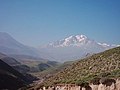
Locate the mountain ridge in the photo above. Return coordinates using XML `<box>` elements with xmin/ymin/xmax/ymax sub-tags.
<box><xmin>0</xmin><ymin>32</ymin><xmax>40</xmax><ymax>57</ymax></box>
<box><xmin>46</xmin><ymin>34</ymin><xmax>118</xmax><ymax>48</ymax></box>
<box><xmin>39</xmin><ymin>34</ymin><xmax>119</xmax><ymax>62</ymax></box>
<box><xmin>0</xmin><ymin>32</ymin><xmax>119</xmax><ymax>62</ymax></box>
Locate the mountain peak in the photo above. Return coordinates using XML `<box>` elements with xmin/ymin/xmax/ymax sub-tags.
<box><xmin>46</xmin><ymin>34</ymin><xmax>119</xmax><ymax>49</ymax></box>
<box><xmin>0</xmin><ymin>32</ymin><xmax>23</xmax><ymax>48</ymax></box>
<box><xmin>65</xmin><ymin>34</ymin><xmax>87</xmax><ymax>41</ymax></box>
<box><xmin>0</xmin><ymin>32</ymin><xmax>9</xmax><ymax>35</ymax></box>
<box><xmin>47</xmin><ymin>34</ymin><xmax>90</xmax><ymax>47</ymax></box>
<box><xmin>0</xmin><ymin>32</ymin><xmax>39</xmax><ymax>56</ymax></box>
<box><xmin>40</xmin><ymin>34</ymin><xmax>119</xmax><ymax>62</ymax></box>
<box><xmin>75</xmin><ymin>34</ymin><xmax>87</xmax><ymax>39</ymax></box>
<box><xmin>0</xmin><ymin>32</ymin><xmax>11</xmax><ymax>38</ymax></box>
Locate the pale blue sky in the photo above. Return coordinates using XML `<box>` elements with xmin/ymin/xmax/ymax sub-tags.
<box><xmin>0</xmin><ymin>0</ymin><xmax>120</xmax><ymax>47</ymax></box>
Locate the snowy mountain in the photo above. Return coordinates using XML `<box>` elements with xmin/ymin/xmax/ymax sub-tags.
<box><xmin>40</xmin><ymin>35</ymin><xmax>119</xmax><ymax>62</ymax></box>
<box><xmin>46</xmin><ymin>35</ymin><xmax>118</xmax><ymax>49</ymax></box>
<box><xmin>0</xmin><ymin>32</ymin><xmax>118</xmax><ymax>62</ymax></box>
<box><xmin>47</xmin><ymin>35</ymin><xmax>89</xmax><ymax>47</ymax></box>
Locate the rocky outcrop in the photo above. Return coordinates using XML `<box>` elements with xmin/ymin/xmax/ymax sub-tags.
<box><xmin>36</xmin><ymin>78</ymin><xmax>120</xmax><ymax>90</ymax></box>
<box><xmin>90</xmin><ymin>78</ymin><xmax>120</xmax><ymax>90</ymax></box>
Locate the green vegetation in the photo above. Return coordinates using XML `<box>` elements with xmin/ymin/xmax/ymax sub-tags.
<box><xmin>20</xmin><ymin>60</ymin><xmax>60</xmax><ymax>73</ymax></box>
<box><xmin>41</xmin><ymin>46</ymin><xmax>120</xmax><ymax>87</ymax></box>
<box><xmin>30</xmin><ymin>60</ymin><xmax>73</xmax><ymax>78</ymax></box>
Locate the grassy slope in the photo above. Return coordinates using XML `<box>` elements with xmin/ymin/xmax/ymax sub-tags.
<box><xmin>42</xmin><ymin>46</ymin><xmax>120</xmax><ymax>86</ymax></box>
<box><xmin>30</xmin><ymin>61</ymin><xmax>73</xmax><ymax>78</ymax></box>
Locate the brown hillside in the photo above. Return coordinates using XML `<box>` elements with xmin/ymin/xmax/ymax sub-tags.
<box><xmin>41</xmin><ymin>46</ymin><xmax>120</xmax><ymax>87</ymax></box>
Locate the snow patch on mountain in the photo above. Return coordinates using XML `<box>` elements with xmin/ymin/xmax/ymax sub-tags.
<box><xmin>39</xmin><ymin>34</ymin><xmax>119</xmax><ymax>62</ymax></box>
<box><xmin>47</xmin><ymin>35</ymin><xmax>93</xmax><ymax>47</ymax></box>
<box><xmin>46</xmin><ymin>35</ymin><xmax>118</xmax><ymax>49</ymax></box>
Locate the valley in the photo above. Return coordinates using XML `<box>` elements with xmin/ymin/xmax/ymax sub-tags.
<box><xmin>0</xmin><ymin>32</ymin><xmax>119</xmax><ymax>90</ymax></box>
<box><xmin>0</xmin><ymin>0</ymin><xmax>120</xmax><ymax>90</ymax></box>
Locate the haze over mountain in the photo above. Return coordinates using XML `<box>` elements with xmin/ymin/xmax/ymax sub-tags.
<box><xmin>40</xmin><ymin>35</ymin><xmax>119</xmax><ymax>62</ymax></box>
<box><xmin>0</xmin><ymin>32</ymin><xmax>39</xmax><ymax>57</ymax></box>
<box><xmin>46</xmin><ymin>35</ymin><xmax>116</xmax><ymax>48</ymax></box>
<box><xmin>0</xmin><ymin>32</ymin><xmax>119</xmax><ymax>62</ymax></box>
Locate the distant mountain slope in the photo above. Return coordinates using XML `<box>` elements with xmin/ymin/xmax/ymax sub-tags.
<box><xmin>0</xmin><ymin>53</ymin><xmax>56</xmax><ymax>74</ymax></box>
<box><xmin>0</xmin><ymin>52</ymin><xmax>32</xmax><ymax>74</ymax></box>
<box><xmin>0</xmin><ymin>59</ymin><xmax>32</xmax><ymax>90</ymax></box>
<box><xmin>46</xmin><ymin>35</ymin><xmax>117</xmax><ymax>48</ymax></box>
<box><xmin>9</xmin><ymin>54</ymin><xmax>60</xmax><ymax>72</ymax></box>
<box><xmin>41</xmin><ymin>46</ymin><xmax>120</xmax><ymax>87</ymax></box>
<box><xmin>40</xmin><ymin>35</ymin><xmax>119</xmax><ymax>62</ymax></box>
<box><xmin>0</xmin><ymin>52</ymin><xmax>6</xmax><ymax>58</ymax></box>
<box><xmin>1</xmin><ymin>57</ymin><xmax>21</xmax><ymax>66</ymax></box>
<box><xmin>0</xmin><ymin>32</ymin><xmax>119</xmax><ymax>63</ymax></box>
<box><xmin>9</xmin><ymin>54</ymin><xmax>47</xmax><ymax>62</ymax></box>
<box><xmin>37</xmin><ymin>61</ymin><xmax>59</xmax><ymax>71</ymax></box>
<box><xmin>0</xmin><ymin>32</ymin><xmax>39</xmax><ymax>56</ymax></box>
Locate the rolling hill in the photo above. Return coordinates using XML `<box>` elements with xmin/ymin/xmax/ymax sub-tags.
<box><xmin>0</xmin><ymin>52</ymin><xmax>60</xmax><ymax>74</ymax></box>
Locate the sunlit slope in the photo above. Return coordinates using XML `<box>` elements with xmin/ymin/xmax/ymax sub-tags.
<box><xmin>42</xmin><ymin>46</ymin><xmax>120</xmax><ymax>86</ymax></box>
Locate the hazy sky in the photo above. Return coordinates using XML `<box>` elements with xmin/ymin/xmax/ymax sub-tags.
<box><xmin>0</xmin><ymin>0</ymin><xmax>120</xmax><ymax>47</ymax></box>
